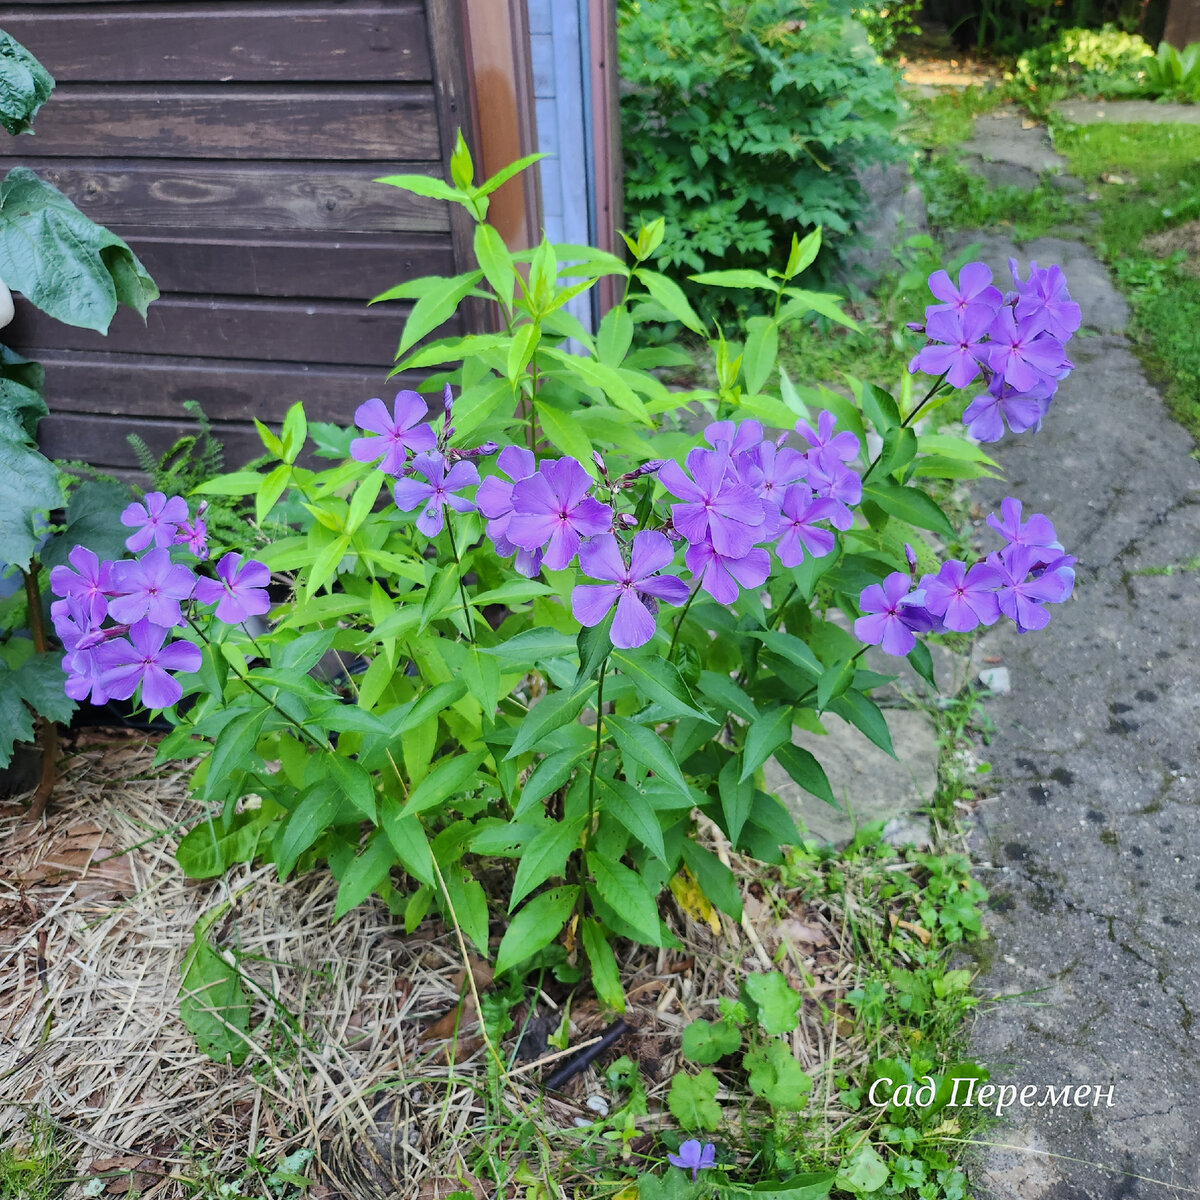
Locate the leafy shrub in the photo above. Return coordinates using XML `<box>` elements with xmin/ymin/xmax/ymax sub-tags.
<box><xmin>1012</xmin><ymin>25</ymin><xmax>1155</xmax><ymax>97</ymax></box>
<box><xmin>617</xmin><ymin>0</ymin><xmax>904</xmax><ymax>309</ymax></box>
<box><xmin>922</xmin><ymin>0</ymin><xmax>1148</xmax><ymax>54</ymax></box>
<box><xmin>1142</xmin><ymin>40</ymin><xmax>1200</xmax><ymax>99</ymax></box>
<box><xmin>853</xmin><ymin>0</ymin><xmax>924</xmax><ymax>54</ymax></box>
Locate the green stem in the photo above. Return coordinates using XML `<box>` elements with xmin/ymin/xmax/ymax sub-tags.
<box><xmin>585</xmin><ymin>657</ymin><xmax>608</xmax><ymax>844</ymax></box>
<box><xmin>444</xmin><ymin>518</ymin><xmax>477</xmax><ymax>643</ymax></box>
<box><xmin>667</xmin><ymin>586</ymin><xmax>699</xmax><ymax>661</ymax></box>
<box><xmin>187</xmin><ymin>614</ymin><xmax>331</xmax><ymax>751</ymax></box>
<box><xmin>861</xmin><ymin>372</ymin><xmax>949</xmax><ymax>486</ymax></box>
<box><xmin>23</xmin><ymin>562</ymin><xmax>57</xmax><ymax>821</ymax></box>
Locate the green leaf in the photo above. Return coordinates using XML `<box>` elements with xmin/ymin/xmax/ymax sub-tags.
<box><xmin>740</xmin><ymin>706</ymin><xmax>793</xmax><ymax>783</ymax></box>
<box><xmin>494</xmin><ymin>885</ymin><xmax>578</xmax><ymax>975</ymax></box>
<box><xmin>203</xmin><ymin>707</ymin><xmax>267</xmax><ymax>799</ymax></box>
<box><xmin>610</xmin><ymin>650</ymin><xmax>709</xmax><ymax>721</ymax></box>
<box><xmin>858</xmin><ymin>382</ymin><xmax>900</xmax><ymax>434</ymax></box>
<box><xmin>9</xmin><ymin>652</ymin><xmax>74</xmax><ymax>726</ymax></box>
<box><xmin>747</xmin><ymin>630</ymin><xmax>821</xmax><ymax>680</ymax></box>
<box><xmin>178</xmin><ymin>907</ymin><xmax>250</xmax><ymax>1065</ymax></box>
<box><xmin>379</xmin><ymin>795</ymin><xmax>435</xmax><ymax>886</ymax></box>
<box><xmin>719</xmin><ymin>1173</ymin><xmax>836</xmax><ymax>1200</ymax></box>
<box><xmin>256</xmin><ymin>462</ymin><xmax>291</xmax><ymax>524</ymax></box>
<box><xmin>394</xmin><ymin>270</ymin><xmax>484</xmax><ymax>358</ymax></box>
<box><xmin>513</xmin><ymin>746</ymin><xmax>589</xmax><ymax>818</ymax></box>
<box><xmin>697</xmin><ymin>671</ymin><xmax>759</xmax><ymax>722</ymax></box>
<box><xmin>772</xmin><ymin>743</ymin><xmax>835</xmax><ymax>807</ymax></box>
<box><xmin>778</xmin><ymin>288</ymin><xmax>860</xmax><ymax>331</ymax></box>
<box><xmin>876</xmin><ymin>425</ymin><xmax>917</xmax><ymax>478</ymax></box>
<box><xmin>441</xmin><ymin>866</ymin><xmax>490</xmax><ymax>953</ymax></box>
<box><xmin>581</xmin><ymin>917</ymin><xmax>625</xmax><ymax>1012</ymax></box>
<box><xmin>473</xmin><ymin>222</ymin><xmax>516</xmax><ymax>302</ymax></box>
<box><xmin>688</xmin><ymin>268</ymin><xmax>777</xmax><ymax>290</ymax></box>
<box><xmin>828</xmin><ymin>691</ymin><xmax>895</xmax><ymax>756</ymax></box>
<box><xmin>280</xmin><ymin>402</ymin><xmax>307</xmax><ymax>464</ymax></box>
<box><xmin>634</xmin><ymin>268</ymin><xmax>706</xmax><ymax>335</ymax></box>
<box><xmin>596</xmin><ymin>304</ymin><xmax>634</xmax><ymax>368</ymax></box>
<box><xmin>718</xmin><ymin>756</ymin><xmax>753</xmax><ymax>846</ymax></box>
<box><xmin>403</xmin><ymin>748</ymin><xmax>487</xmax><ymax>818</ymax></box>
<box><xmin>0</xmin><ymin>168</ymin><xmax>157</xmax><ymax>330</ymax></box>
<box><xmin>595</xmin><ymin>775</ymin><xmax>667</xmax><ymax>864</ymax></box>
<box><xmin>862</xmin><ymin>483</ymin><xmax>955</xmax><ymax>538</ymax></box>
<box><xmin>506</xmin><ymin>686</ymin><xmax>591</xmax><ymax>760</ymax></box>
<box><xmin>373</xmin><ymin>172</ymin><xmax>461</xmax><ymax>203</ymax></box>
<box><xmin>333</xmin><ymin>830</ymin><xmax>395</xmax><ymax>920</ymax></box>
<box><xmin>537</xmin><ymin>399</ymin><xmax>593</xmax><ymax>464</ymax></box>
<box><xmin>680</xmin><ymin>840</ymin><xmax>743</xmax><ymax>919</ymax></box>
<box><xmin>743</xmin><ymin>971</ymin><xmax>801</xmax><ymax>1034</ymax></box>
<box><xmin>275</xmin><ymin>784</ymin><xmax>341</xmax><ymax>878</ymax></box>
<box><xmin>816</xmin><ymin>656</ymin><xmax>856</xmax><ymax>711</ymax></box>
<box><xmin>177</xmin><ymin>813</ymin><xmax>262</xmax><ymax>880</ymax></box>
<box><xmin>667</xmin><ymin>1070</ymin><xmax>722</xmax><ymax>1131</ymax></box>
<box><xmin>784</xmin><ymin>227</ymin><xmax>822</xmax><ymax>280</ymax></box>
<box><xmin>834</xmin><ymin>1146</ymin><xmax>888</xmax><ymax>1195</ymax></box>
<box><xmin>587</xmin><ymin>852</ymin><xmax>662</xmax><ymax>944</ymax></box>
<box><xmin>0</xmin><ymin>409</ymin><xmax>61</xmax><ymax>570</ymax></box>
<box><xmin>509</xmin><ymin>815</ymin><xmax>585</xmax><ymax>908</ymax></box>
<box><xmin>540</xmin><ymin>347</ymin><xmax>653</xmax><ymax>426</ymax></box>
<box><xmin>907</xmin><ymin>640</ymin><xmax>936</xmax><ymax>690</ymax></box>
<box><xmin>606</xmin><ymin>713</ymin><xmax>689</xmax><ymax>801</ymax></box>
<box><xmin>741</xmin><ymin>316</ymin><xmax>778</xmax><ymax>396</ymax></box>
<box><xmin>191</xmin><ymin>471</ymin><xmax>264</xmax><ymax>497</ymax></box>
<box><xmin>0</xmin><ymin>31</ymin><xmax>54</xmax><ymax>135</ymax></box>
<box><xmin>477</xmin><ymin>150</ymin><xmax>547</xmax><ymax>196</ymax></box>
<box><xmin>39</xmin><ymin>479</ymin><xmax>129</xmax><ymax>571</ymax></box>
<box><xmin>506</xmin><ymin>321</ymin><xmax>540</xmax><ymax>384</ymax></box>
<box><xmin>744</xmin><ymin>1040</ymin><xmax>812</xmax><ymax>1110</ymax></box>
<box><xmin>479</xmin><ymin>627</ymin><xmax>576</xmax><ymax>668</ymax></box>
<box><xmin>327</xmin><ymin>753</ymin><xmax>378</xmax><ymax>822</ymax></box>
<box><xmin>681</xmin><ymin>1017</ymin><xmax>742</xmax><ymax>1064</ymax></box>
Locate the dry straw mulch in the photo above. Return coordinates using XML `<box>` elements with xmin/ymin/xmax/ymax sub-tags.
<box><xmin>1</xmin><ymin>731</ymin><xmax>864</xmax><ymax>1200</ymax></box>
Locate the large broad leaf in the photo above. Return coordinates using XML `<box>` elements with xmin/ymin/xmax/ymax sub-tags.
<box><xmin>0</xmin><ymin>397</ymin><xmax>61</xmax><ymax>570</ymax></box>
<box><xmin>39</xmin><ymin>479</ymin><xmax>131</xmax><ymax>571</ymax></box>
<box><xmin>179</xmin><ymin>907</ymin><xmax>251</xmax><ymax>1065</ymax></box>
<box><xmin>0</xmin><ymin>168</ymin><xmax>158</xmax><ymax>330</ymax></box>
<box><xmin>0</xmin><ymin>31</ymin><xmax>54</xmax><ymax>135</ymax></box>
<box><xmin>0</xmin><ymin>651</ymin><xmax>76</xmax><ymax>769</ymax></box>
<box><xmin>493</xmin><ymin>885</ymin><xmax>578</xmax><ymax>976</ymax></box>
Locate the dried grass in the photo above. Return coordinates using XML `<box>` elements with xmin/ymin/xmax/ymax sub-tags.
<box><xmin>0</xmin><ymin>731</ymin><xmax>871</xmax><ymax>1199</ymax></box>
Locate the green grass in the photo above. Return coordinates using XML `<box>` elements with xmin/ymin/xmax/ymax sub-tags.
<box><xmin>900</xmin><ymin>86</ymin><xmax>1008</xmax><ymax>151</ymax></box>
<box><xmin>1054</xmin><ymin>122</ymin><xmax>1200</xmax><ymax>440</ymax></box>
<box><xmin>0</xmin><ymin>1119</ymin><xmax>66</xmax><ymax>1200</ymax></box>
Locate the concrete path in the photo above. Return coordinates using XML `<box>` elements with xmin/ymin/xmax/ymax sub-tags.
<box><xmin>946</xmin><ymin>121</ymin><xmax>1200</xmax><ymax>1196</ymax></box>
<box><xmin>1053</xmin><ymin>99</ymin><xmax>1200</xmax><ymax>126</ymax></box>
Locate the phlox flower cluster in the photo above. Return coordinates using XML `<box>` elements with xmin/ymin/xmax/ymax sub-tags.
<box><xmin>909</xmin><ymin>260</ymin><xmax>1081</xmax><ymax>442</ymax></box>
<box><xmin>48</xmin><ymin>492</ymin><xmax>271</xmax><ymax>710</ymax></box>
<box><xmin>854</xmin><ymin>498</ymin><xmax>1076</xmax><ymax>656</ymax></box>
<box><xmin>354</xmin><ymin>388</ymin><xmax>865</xmax><ymax>651</ymax></box>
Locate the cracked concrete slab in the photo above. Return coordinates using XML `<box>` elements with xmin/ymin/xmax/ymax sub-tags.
<box><xmin>952</xmin><ymin>135</ymin><xmax>1200</xmax><ymax>1194</ymax></box>
<box><xmin>1053</xmin><ymin>99</ymin><xmax>1200</xmax><ymax>126</ymax></box>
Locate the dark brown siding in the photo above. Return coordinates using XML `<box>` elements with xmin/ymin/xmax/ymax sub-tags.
<box><xmin>0</xmin><ymin>1</ymin><xmax>468</xmax><ymax>472</ymax></box>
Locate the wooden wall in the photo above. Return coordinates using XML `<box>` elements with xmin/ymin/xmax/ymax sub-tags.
<box><xmin>0</xmin><ymin>1</ymin><xmax>473</xmax><ymax>472</ymax></box>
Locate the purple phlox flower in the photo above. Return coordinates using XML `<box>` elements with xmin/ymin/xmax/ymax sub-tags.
<box><xmin>98</xmin><ymin>619</ymin><xmax>201</xmax><ymax>710</ymax></box>
<box><xmin>50</xmin><ymin>595</ymin><xmax>98</xmax><ymax>655</ymax></box>
<box><xmin>795</xmin><ymin>410</ymin><xmax>859</xmax><ymax>463</ymax></box>
<box><xmin>615</xmin><ymin>459</ymin><xmax>667</xmax><ymax>489</ymax></box>
<box><xmin>507</xmin><ymin>456</ymin><xmax>612</xmax><ymax>571</ymax></box>
<box><xmin>775</xmin><ymin>484</ymin><xmax>839</xmax><ymax>568</ymax></box>
<box><xmin>192</xmin><ymin>552</ymin><xmax>272</xmax><ymax>625</ymax></box>
<box><xmin>988</xmin><ymin>543</ymin><xmax>1069</xmax><ymax>633</ymax></box>
<box><xmin>174</xmin><ymin>501</ymin><xmax>210</xmax><ymax>560</ymax></box>
<box><xmin>905</xmin><ymin>542</ymin><xmax>919</xmax><ymax>574</ymax></box>
<box><xmin>393</xmin><ymin>451</ymin><xmax>480</xmax><ymax>538</ymax></box>
<box><xmin>963</xmin><ymin>374</ymin><xmax>1053</xmax><ymax>442</ymax></box>
<box><xmin>49</xmin><ymin>545</ymin><xmax>114</xmax><ymax>626</ymax></box>
<box><xmin>571</xmin><ymin>531</ymin><xmax>688</xmax><ymax>649</ymax></box>
<box><xmin>753</xmin><ymin>441</ymin><xmax>809</xmax><ymax>537</ymax></box>
<box><xmin>986</xmin><ymin>497</ymin><xmax>1058</xmax><ymax>549</ymax></box>
<box><xmin>919</xmin><ymin>559</ymin><xmax>1002</xmax><ymax>633</ymax></box>
<box><xmin>1010</xmin><ymin>259</ymin><xmax>1081</xmax><ymax>342</ymax></box>
<box><xmin>855</xmin><ymin>571</ymin><xmax>938</xmax><ymax>657</ymax></box>
<box><xmin>107</xmin><ymin>548</ymin><xmax>196</xmax><ymax>628</ymax></box>
<box><xmin>909</xmin><ymin>307</ymin><xmax>992</xmax><ymax>390</ymax></box>
<box><xmin>476</xmin><ymin>446</ymin><xmax>544</xmax><ymax>577</ymax></box>
<box><xmin>350</xmin><ymin>390</ymin><xmax>437</xmax><ymax>475</ymax></box>
<box><xmin>704</xmin><ymin>418</ymin><xmax>763</xmax><ymax>459</ymax></box>
<box><xmin>985</xmin><ymin>308</ymin><xmax>1069</xmax><ymax>394</ymax></box>
<box><xmin>803</xmin><ymin>451</ymin><xmax>860</xmax><ymax>529</ymax></box>
<box><xmin>446</xmin><ymin>439</ymin><xmax>499</xmax><ymax>461</ymax></box>
<box><xmin>668</xmin><ymin>1140</ymin><xmax>717</xmax><ymax>1182</ymax></box>
<box><xmin>685</xmin><ymin>538</ymin><xmax>770</xmax><ymax>606</ymax></box>
<box><xmin>121</xmin><ymin>491</ymin><xmax>189</xmax><ymax>553</ymax></box>
<box><xmin>659</xmin><ymin>448</ymin><xmax>765</xmax><ymax>557</ymax></box>
<box><xmin>925</xmin><ymin>262</ymin><xmax>1004</xmax><ymax>325</ymax></box>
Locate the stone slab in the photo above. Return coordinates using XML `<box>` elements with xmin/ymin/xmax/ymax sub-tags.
<box><xmin>1053</xmin><ymin>99</ymin><xmax>1200</xmax><ymax>126</ymax></box>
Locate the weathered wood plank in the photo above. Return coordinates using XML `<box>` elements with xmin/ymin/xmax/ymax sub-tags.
<box><xmin>39</xmin><ymin>412</ymin><xmax>265</xmax><ymax>471</ymax></box>
<box><xmin>5</xmin><ymin>86</ymin><xmax>439</xmax><ymax>161</ymax></box>
<box><xmin>13</xmin><ymin>161</ymin><xmax>451</xmax><ymax>233</ymax></box>
<box><xmin>1</xmin><ymin>4</ymin><xmax>432</xmax><ymax>82</ymax></box>
<box><xmin>8</xmin><ymin>294</ymin><xmax>455</xmax><ymax>365</ymax></box>
<box><xmin>32</xmin><ymin>348</ymin><xmax>421</xmax><ymax>423</ymax></box>
<box><xmin>106</xmin><ymin>229</ymin><xmax>456</xmax><ymax>299</ymax></box>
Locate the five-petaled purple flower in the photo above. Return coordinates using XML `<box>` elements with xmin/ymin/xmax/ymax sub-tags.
<box><xmin>193</xmin><ymin>552</ymin><xmax>272</xmax><ymax>624</ymax></box>
<box><xmin>855</xmin><ymin>572</ymin><xmax>937</xmax><ymax>657</ymax></box>
<box><xmin>121</xmin><ymin>492</ymin><xmax>189</xmax><ymax>553</ymax></box>
<box><xmin>659</xmin><ymin>448</ymin><xmax>764</xmax><ymax>558</ymax></box>
<box><xmin>351</xmin><ymin>390</ymin><xmax>437</xmax><ymax>475</ymax></box>
<box><xmin>919</xmin><ymin>559</ymin><xmax>1002</xmax><ymax>633</ymax></box>
<box><xmin>99</xmin><ymin>619</ymin><xmax>202</xmax><ymax>710</ymax></box>
<box><xmin>393</xmin><ymin>452</ymin><xmax>480</xmax><ymax>537</ymax></box>
<box><xmin>507</xmin><ymin>457</ymin><xmax>612</xmax><ymax>571</ymax></box>
<box><xmin>476</xmin><ymin>446</ymin><xmax>543</xmax><ymax>577</ymax></box>
<box><xmin>49</xmin><ymin>545</ymin><xmax>113</xmax><ymax>626</ymax></box>
<box><xmin>107</xmin><ymin>548</ymin><xmax>196</xmax><ymax>628</ymax></box>
<box><xmin>571</xmin><ymin>531</ymin><xmax>688</xmax><ymax>649</ymax></box>
<box><xmin>668</xmin><ymin>1140</ymin><xmax>717</xmax><ymax>1182</ymax></box>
